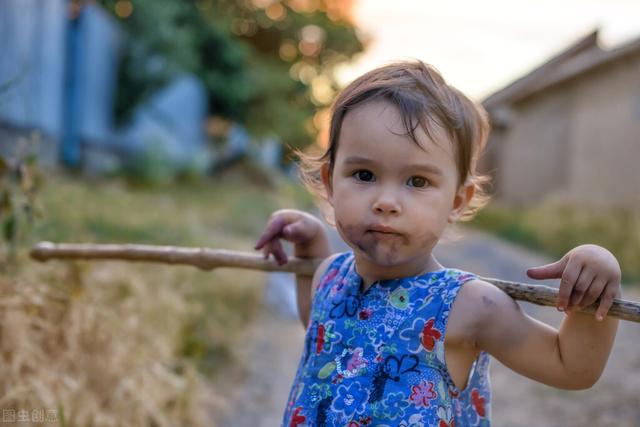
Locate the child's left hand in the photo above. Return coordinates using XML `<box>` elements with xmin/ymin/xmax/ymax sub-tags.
<box><xmin>526</xmin><ymin>244</ymin><xmax>621</xmax><ymax>321</ymax></box>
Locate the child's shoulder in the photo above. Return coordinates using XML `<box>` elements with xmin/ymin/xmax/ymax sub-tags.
<box><xmin>317</xmin><ymin>251</ymin><xmax>352</xmax><ymax>278</ymax></box>
<box><xmin>457</xmin><ymin>277</ymin><xmax>512</xmax><ymax>304</ymax></box>
<box><xmin>310</xmin><ymin>251</ymin><xmax>351</xmax><ymax>300</ymax></box>
<box><xmin>448</xmin><ymin>278</ymin><xmax>519</xmax><ymax>340</ymax></box>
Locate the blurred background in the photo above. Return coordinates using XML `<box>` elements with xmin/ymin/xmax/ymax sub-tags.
<box><xmin>0</xmin><ymin>0</ymin><xmax>638</xmax><ymax>426</ymax></box>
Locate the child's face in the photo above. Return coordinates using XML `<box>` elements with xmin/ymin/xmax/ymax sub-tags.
<box><xmin>322</xmin><ymin>100</ymin><xmax>474</xmax><ymax>277</ymax></box>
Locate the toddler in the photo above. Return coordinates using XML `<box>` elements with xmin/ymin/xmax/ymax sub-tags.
<box><xmin>254</xmin><ymin>61</ymin><xmax>621</xmax><ymax>426</ymax></box>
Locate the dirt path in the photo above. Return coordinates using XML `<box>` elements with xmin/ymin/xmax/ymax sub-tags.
<box><xmin>217</xmin><ymin>227</ymin><xmax>640</xmax><ymax>427</ymax></box>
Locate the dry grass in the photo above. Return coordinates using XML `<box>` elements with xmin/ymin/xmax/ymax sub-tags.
<box><xmin>0</xmin><ymin>260</ymin><xmax>204</xmax><ymax>425</ymax></box>
<box><xmin>0</xmin><ymin>167</ymin><xmax>309</xmax><ymax>426</ymax></box>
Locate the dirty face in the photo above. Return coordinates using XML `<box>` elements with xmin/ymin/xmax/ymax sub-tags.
<box><xmin>337</xmin><ymin>219</ymin><xmax>416</xmax><ymax>266</ymax></box>
<box><xmin>323</xmin><ymin>100</ymin><xmax>472</xmax><ymax>283</ymax></box>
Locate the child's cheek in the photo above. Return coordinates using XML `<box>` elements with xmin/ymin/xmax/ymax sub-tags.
<box><xmin>415</xmin><ymin>229</ymin><xmax>440</xmax><ymax>252</ymax></box>
<box><xmin>336</xmin><ymin>220</ymin><xmax>369</xmax><ymax>251</ymax></box>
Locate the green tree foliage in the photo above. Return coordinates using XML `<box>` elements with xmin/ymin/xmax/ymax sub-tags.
<box><xmin>98</xmin><ymin>0</ymin><xmax>364</xmax><ymax>149</ymax></box>
<box><xmin>98</xmin><ymin>0</ymin><xmax>249</xmax><ymax>122</ymax></box>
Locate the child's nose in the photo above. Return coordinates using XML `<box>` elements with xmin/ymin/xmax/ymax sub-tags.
<box><xmin>372</xmin><ymin>192</ymin><xmax>402</xmax><ymax>215</ymax></box>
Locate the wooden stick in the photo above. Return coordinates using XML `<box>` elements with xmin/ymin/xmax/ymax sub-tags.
<box><xmin>30</xmin><ymin>241</ymin><xmax>321</xmax><ymax>275</ymax></box>
<box><xmin>30</xmin><ymin>241</ymin><xmax>640</xmax><ymax>323</ymax></box>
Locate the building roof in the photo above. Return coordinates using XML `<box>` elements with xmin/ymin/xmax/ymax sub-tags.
<box><xmin>483</xmin><ymin>29</ymin><xmax>640</xmax><ymax>111</ymax></box>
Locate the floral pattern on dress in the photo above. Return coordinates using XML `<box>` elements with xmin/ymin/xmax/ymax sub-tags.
<box><xmin>282</xmin><ymin>251</ymin><xmax>492</xmax><ymax>426</ymax></box>
<box><xmin>410</xmin><ymin>380</ymin><xmax>438</xmax><ymax>407</ymax></box>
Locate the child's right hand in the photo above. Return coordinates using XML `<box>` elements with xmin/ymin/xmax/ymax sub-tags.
<box><xmin>254</xmin><ymin>209</ymin><xmax>329</xmax><ymax>265</ymax></box>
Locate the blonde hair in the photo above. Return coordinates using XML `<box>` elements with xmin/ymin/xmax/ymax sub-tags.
<box><xmin>297</xmin><ymin>60</ymin><xmax>491</xmax><ymax>222</ymax></box>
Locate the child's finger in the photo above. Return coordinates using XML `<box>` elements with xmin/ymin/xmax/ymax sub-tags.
<box><xmin>595</xmin><ymin>284</ymin><xmax>617</xmax><ymax>321</ymax></box>
<box><xmin>262</xmin><ymin>240</ymin><xmax>274</xmax><ymax>260</ymax></box>
<box><xmin>270</xmin><ymin>238</ymin><xmax>288</xmax><ymax>265</ymax></box>
<box><xmin>576</xmin><ymin>277</ymin><xmax>607</xmax><ymax>310</ymax></box>
<box><xmin>254</xmin><ymin>216</ymin><xmax>286</xmax><ymax>250</ymax></box>
<box><xmin>568</xmin><ymin>269</ymin><xmax>595</xmax><ymax>309</ymax></box>
<box><xmin>282</xmin><ymin>221</ymin><xmax>314</xmax><ymax>244</ymax></box>
<box><xmin>262</xmin><ymin>239</ymin><xmax>281</xmax><ymax>262</ymax></box>
<box><xmin>557</xmin><ymin>262</ymin><xmax>581</xmax><ymax>311</ymax></box>
<box><xmin>526</xmin><ymin>257</ymin><xmax>566</xmax><ymax>280</ymax></box>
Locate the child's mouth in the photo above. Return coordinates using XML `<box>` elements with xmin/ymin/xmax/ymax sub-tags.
<box><xmin>368</xmin><ymin>230</ymin><xmax>400</xmax><ymax>236</ymax></box>
<box><xmin>367</xmin><ymin>224</ymin><xmax>402</xmax><ymax>237</ymax></box>
<box><xmin>367</xmin><ymin>229</ymin><xmax>403</xmax><ymax>239</ymax></box>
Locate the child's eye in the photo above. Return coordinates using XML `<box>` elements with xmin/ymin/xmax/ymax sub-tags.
<box><xmin>407</xmin><ymin>176</ymin><xmax>429</xmax><ymax>188</ymax></box>
<box><xmin>353</xmin><ymin>170</ymin><xmax>375</xmax><ymax>182</ymax></box>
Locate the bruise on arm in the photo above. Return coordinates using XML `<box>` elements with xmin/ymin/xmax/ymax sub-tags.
<box><xmin>473</xmin><ymin>283</ymin><xmax>529</xmax><ymax>352</ymax></box>
<box><xmin>455</xmin><ymin>280</ymin><xmax>524</xmax><ymax>352</ymax></box>
<box><xmin>446</xmin><ymin>282</ymin><xmax>518</xmax><ymax>350</ymax></box>
<box><xmin>481</xmin><ymin>295</ymin><xmax>496</xmax><ymax>308</ymax></box>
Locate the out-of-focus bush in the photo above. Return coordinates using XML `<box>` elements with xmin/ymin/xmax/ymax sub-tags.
<box><xmin>98</xmin><ymin>0</ymin><xmax>365</xmax><ymax>151</ymax></box>
<box><xmin>0</xmin><ymin>135</ymin><xmax>43</xmax><ymax>262</ymax></box>
<box><xmin>120</xmin><ymin>139</ymin><xmax>177</xmax><ymax>187</ymax></box>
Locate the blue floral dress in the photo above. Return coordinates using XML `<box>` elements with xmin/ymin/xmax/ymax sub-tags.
<box><xmin>282</xmin><ymin>251</ymin><xmax>491</xmax><ymax>427</ymax></box>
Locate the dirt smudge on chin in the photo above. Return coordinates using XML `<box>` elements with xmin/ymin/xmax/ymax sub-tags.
<box><xmin>338</xmin><ymin>220</ymin><xmax>377</xmax><ymax>256</ymax></box>
<box><xmin>337</xmin><ymin>220</ymin><xmax>403</xmax><ymax>265</ymax></box>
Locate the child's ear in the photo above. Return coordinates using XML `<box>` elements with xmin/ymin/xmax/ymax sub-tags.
<box><xmin>321</xmin><ymin>163</ymin><xmax>334</xmax><ymax>203</ymax></box>
<box><xmin>448</xmin><ymin>182</ymin><xmax>475</xmax><ymax>223</ymax></box>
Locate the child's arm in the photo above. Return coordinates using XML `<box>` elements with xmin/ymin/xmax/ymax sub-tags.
<box><xmin>461</xmin><ymin>244</ymin><xmax>620</xmax><ymax>390</ymax></box>
<box><xmin>254</xmin><ymin>209</ymin><xmax>332</xmax><ymax>328</ymax></box>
